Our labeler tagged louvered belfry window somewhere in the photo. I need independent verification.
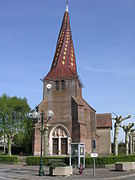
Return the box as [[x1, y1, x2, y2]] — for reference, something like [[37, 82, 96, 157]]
[[61, 80, 65, 90], [55, 81, 59, 90]]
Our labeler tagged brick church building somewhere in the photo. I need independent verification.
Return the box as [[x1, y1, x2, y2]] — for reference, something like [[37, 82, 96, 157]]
[[33, 2, 112, 156]]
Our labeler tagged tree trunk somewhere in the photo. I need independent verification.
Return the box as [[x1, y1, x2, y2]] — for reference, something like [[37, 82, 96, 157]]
[[7, 137, 12, 156], [114, 123, 119, 156], [129, 134, 133, 154], [133, 140, 135, 153], [125, 132, 129, 155], [3, 134, 6, 154]]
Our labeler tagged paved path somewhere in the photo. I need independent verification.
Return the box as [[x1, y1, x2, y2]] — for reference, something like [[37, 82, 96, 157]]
[[0, 164, 135, 180]]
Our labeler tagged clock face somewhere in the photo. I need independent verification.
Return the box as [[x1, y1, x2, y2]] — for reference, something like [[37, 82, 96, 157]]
[[46, 84, 52, 89]]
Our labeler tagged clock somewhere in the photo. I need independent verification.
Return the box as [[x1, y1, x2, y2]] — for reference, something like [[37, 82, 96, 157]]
[[46, 84, 52, 89]]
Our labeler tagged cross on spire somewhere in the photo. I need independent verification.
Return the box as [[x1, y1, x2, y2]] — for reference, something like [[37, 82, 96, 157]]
[[65, 0, 68, 12]]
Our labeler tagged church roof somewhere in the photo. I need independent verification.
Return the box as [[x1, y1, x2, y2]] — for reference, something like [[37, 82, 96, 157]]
[[72, 96, 96, 112], [44, 2, 77, 80], [96, 113, 112, 128]]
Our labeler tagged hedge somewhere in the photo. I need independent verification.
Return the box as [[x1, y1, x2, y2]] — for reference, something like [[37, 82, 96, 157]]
[[86, 155, 135, 167], [26, 154, 135, 166], [26, 156, 69, 165], [0, 155, 18, 164]]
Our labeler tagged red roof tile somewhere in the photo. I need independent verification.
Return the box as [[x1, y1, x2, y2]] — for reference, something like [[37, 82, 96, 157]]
[[45, 7, 77, 80], [96, 113, 112, 128]]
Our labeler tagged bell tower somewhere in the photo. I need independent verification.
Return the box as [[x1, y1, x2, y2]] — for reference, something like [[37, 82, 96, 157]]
[[33, 1, 98, 156]]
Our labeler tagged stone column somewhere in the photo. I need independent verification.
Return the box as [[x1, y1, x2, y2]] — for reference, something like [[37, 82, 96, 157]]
[[58, 136, 61, 155], [44, 124, 50, 157]]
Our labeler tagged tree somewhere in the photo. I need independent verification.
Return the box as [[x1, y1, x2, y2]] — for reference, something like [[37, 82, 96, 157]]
[[120, 123, 134, 155], [23, 118, 34, 155], [129, 129, 135, 154], [0, 94, 30, 156], [112, 114, 131, 156], [13, 118, 34, 155]]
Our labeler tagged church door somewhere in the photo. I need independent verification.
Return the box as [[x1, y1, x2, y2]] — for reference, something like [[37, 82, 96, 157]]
[[53, 138, 58, 155], [61, 138, 67, 155]]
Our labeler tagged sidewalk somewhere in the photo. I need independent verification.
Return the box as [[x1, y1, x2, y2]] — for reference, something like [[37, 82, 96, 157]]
[[0, 164, 135, 180]]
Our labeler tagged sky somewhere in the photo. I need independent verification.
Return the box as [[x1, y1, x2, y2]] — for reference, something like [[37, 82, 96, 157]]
[[0, 0, 135, 141]]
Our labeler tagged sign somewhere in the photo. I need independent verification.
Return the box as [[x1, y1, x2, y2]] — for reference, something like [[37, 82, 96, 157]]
[[80, 147, 84, 155], [92, 139, 96, 149], [91, 153, 98, 158]]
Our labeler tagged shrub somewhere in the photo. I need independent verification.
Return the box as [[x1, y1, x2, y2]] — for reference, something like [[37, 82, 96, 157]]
[[50, 162, 67, 169], [26, 156, 41, 165], [0, 155, 18, 164], [26, 155, 135, 166], [26, 156, 69, 166], [47, 158, 63, 166], [86, 154, 135, 167]]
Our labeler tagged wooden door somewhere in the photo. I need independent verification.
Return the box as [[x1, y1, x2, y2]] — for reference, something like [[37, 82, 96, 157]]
[[53, 138, 58, 155], [61, 138, 67, 155]]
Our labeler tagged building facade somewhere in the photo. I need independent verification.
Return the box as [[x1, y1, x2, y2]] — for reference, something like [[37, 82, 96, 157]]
[[96, 113, 112, 155], [33, 3, 112, 156]]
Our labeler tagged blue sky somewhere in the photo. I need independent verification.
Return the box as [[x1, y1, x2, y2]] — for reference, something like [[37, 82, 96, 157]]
[[0, 0, 135, 141]]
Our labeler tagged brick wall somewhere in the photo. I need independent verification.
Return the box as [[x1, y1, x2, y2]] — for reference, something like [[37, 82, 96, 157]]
[[33, 78, 103, 156], [96, 128, 112, 155]]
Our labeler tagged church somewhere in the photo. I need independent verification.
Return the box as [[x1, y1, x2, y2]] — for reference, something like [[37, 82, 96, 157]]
[[33, 2, 112, 156]]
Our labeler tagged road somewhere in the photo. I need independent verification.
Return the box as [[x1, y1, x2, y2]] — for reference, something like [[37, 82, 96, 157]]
[[0, 164, 135, 180]]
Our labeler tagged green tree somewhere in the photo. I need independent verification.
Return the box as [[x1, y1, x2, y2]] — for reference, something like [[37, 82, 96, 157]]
[[23, 118, 34, 155], [0, 94, 30, 156], [13, 118, 34, 155]]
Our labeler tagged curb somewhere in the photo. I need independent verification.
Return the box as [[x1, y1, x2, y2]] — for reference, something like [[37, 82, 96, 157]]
[[100, 173, 135, 180]]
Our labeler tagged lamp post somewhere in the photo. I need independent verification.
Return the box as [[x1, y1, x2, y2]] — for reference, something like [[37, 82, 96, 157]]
[[30, 109, 54, 176], [39, 110, 44, 176]]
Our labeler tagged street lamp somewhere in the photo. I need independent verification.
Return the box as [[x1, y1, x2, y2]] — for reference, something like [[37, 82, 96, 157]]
[[30, 109, 54, 176]]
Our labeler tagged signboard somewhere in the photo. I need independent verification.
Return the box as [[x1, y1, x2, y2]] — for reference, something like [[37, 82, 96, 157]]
[[71, 144, 78, 156], [80, 147, 84, 156], [92, 139, 96, 149], [91, 153, 98, 158]]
